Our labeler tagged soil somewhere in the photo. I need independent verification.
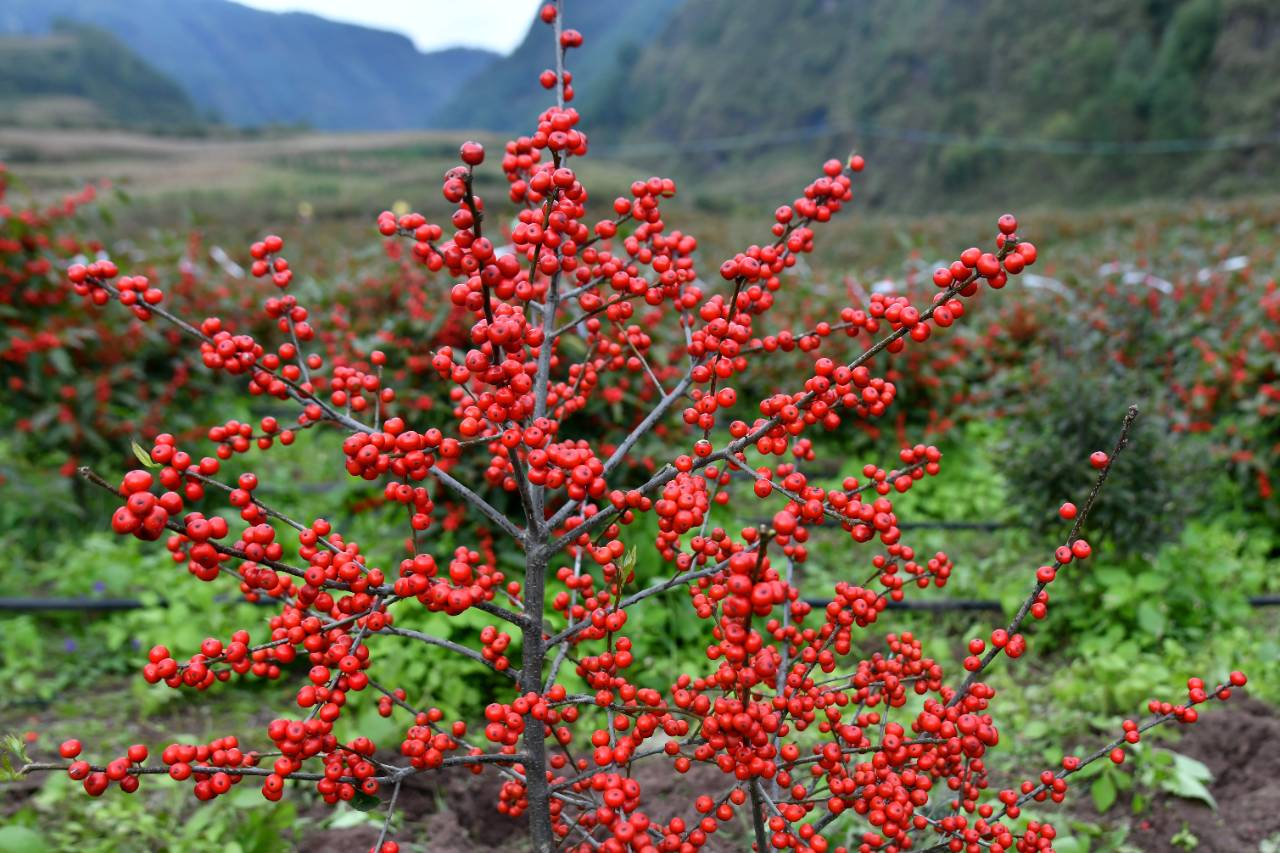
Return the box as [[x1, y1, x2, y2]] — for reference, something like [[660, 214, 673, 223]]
[[1123, 695, 1280, 852], [300, 697, 1280, 852], [299, 758, 749, 852], [299, 769, 523, 853], [8, 685, 1276, 852]]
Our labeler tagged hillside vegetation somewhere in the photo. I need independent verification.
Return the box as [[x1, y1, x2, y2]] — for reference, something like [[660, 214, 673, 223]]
[[3, 0, 1278, 209], [439, 0, 683, 132], [0, 23, 201, 129], [451, 0, 1280, 209]]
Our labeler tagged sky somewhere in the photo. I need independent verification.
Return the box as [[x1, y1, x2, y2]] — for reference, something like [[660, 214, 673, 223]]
[[235, 0, 545, 54]]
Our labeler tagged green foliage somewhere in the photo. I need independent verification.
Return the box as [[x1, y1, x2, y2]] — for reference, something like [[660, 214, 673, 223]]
[[1075, 743, 1216, 817], [998, 386, 1192, 557], [0, 826, 48, 853], [878, 422, 1012, 523], [471, 0, 1280, 209], [0, 732, 32, 781], [1137, 748, 1216, 811], [442, 0, 683, 132], [7, 774, 300, 852], [1045, 521, 1273, 652], [0, 22, 201, 129]]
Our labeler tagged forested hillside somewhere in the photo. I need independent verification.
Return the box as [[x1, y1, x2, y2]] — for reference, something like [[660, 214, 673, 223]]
[[439, 0, 683, 132], [451, 0, 1280, 208], [4, 0, 1277, 207], [0, 23, 202, 129]]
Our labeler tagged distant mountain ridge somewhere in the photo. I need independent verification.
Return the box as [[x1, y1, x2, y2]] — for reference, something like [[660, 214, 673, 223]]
[[0, 0, 497, 130]]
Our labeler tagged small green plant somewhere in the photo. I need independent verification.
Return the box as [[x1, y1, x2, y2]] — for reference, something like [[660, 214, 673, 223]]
[[1170, 822, 1199, 850]]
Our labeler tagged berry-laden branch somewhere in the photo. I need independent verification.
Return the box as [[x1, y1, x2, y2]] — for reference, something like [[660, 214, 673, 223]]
[[946, 405, 1140, 708], [19, 4, 1248, 853]]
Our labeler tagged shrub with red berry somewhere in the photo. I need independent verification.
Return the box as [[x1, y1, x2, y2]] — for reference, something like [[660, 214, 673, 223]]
[[763, 224, 1279, 534], [17, 5, 1249, 853], [0, 168, 240, 483], [0, 164, 123, 474], [1, 166, 469, 501]]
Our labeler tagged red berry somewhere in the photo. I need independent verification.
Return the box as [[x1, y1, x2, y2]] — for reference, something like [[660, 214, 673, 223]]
[[460, 141, 485, 166]]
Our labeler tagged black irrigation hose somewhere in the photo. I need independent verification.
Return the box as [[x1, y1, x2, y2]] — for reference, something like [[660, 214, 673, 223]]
[[896, 521, 1010, 531], [0, 596, 277, 612], [748, 519, 1012, 531], [0, 598, 154, 612], [804, 596, 1279, 611], [804, 597, 1001, 612]]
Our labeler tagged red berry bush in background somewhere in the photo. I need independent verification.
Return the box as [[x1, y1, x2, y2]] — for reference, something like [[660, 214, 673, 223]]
[[18, 5, 1250, 852], [0, 162, 474, 494], [0, 164, 143, 475], [0, 168, 231, 480], [744, 224, 1280, 539]]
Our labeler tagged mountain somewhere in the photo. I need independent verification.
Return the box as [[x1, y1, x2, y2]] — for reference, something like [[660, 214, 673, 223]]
[[598, 0, 1280, 208], [443, 0, 1280, 210], [439, 0, 684, 131], [3, 0, 1275, 208], [0, 22, 202, 129], [0, 0, 497, 130]]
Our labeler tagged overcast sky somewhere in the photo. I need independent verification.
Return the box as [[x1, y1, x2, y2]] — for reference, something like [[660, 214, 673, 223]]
[[235, 0, 544, 54]]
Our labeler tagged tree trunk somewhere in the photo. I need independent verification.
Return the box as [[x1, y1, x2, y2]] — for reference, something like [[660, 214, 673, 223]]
[[521, 546, 554, 852]]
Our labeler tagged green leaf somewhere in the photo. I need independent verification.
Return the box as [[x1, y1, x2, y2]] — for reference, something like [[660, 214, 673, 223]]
[[132, 440, 159, 469], [619, 546, 637, 579], [1092, 774, 1117, 813], [47, 347, 73, 376], [227, 785, 268, 808], [1021, 719, 1049, 739], [1135, 601, 1166, 636], [0, 827, 48, 853], [1075, 757, 1107, 779], [179, 803, 217, 839], [350, 790, 381, 812], [328, 805, 378, 829], [1134, 572, 1165, 593], [1051, 836, 1089, 853], [1167, 751, 1213, 783], [0, 734, 30, 780], [1172, 773, 1218, 809], [1163, 751, 1217, 808]]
